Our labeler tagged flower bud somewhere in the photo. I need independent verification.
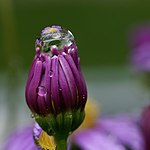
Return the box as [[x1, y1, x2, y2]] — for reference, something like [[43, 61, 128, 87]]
[[25, 25, 87, 135]]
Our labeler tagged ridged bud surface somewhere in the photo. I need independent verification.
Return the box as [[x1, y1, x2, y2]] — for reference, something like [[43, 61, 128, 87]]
[[25, 26, 87, 135]]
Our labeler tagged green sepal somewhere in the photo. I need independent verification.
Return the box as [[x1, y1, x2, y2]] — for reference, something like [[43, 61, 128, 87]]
[[71, 110, 85, 131], [63, 112, 73, 132], [56, 113, 64, 130], [35, 110, 85, 137], [35, 115, 50, 133]]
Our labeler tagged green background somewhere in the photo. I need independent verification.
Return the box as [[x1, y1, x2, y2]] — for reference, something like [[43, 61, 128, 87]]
[[0, 0, 150, 70]]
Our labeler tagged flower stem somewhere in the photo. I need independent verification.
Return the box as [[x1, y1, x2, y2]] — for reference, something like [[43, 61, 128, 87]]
[[55, 134, 68, 150], [56, 139, 67, 150]]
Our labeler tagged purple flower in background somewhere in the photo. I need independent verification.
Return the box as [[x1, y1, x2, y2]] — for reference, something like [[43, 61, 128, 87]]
[[71, 115, 145, 150], [141, 105, 150, 150], [97, 115, 145, 150], [130, 24, 150, 72], [130, 25, 150, 49], [71, 129, 126, 150], [3, 126, 37, 150], [3, 114, 147, 150], [25, 25, 87, 116], [33, 123, 42, 144]]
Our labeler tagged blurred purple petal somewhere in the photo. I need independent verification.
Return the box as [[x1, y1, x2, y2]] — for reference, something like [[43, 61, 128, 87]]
[[4, 126, 37, 150]]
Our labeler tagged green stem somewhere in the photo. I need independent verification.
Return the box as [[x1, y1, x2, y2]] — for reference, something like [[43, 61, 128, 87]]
[[56, 139, 67, 150], [55, 134, 68, 150]]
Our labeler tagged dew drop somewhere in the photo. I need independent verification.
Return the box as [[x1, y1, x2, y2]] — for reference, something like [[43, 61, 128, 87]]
[[82, 95, 86, 100], [37, 86, 47, 96], [36, 26, 75, 52], [49, 70, 53, 77], [30, 114, 35, 118], [68, 48, 75, 53]]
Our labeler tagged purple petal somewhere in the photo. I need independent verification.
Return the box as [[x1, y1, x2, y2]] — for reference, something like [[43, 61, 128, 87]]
[[67, 45, 78, 67], [51, 56, 60, 114], [64, 54, 87, 109], [130, 25, 150, 49], [98, 115, 145, 150], [37, 85, 48, 116], [25, 57, 37, 107], [33, 123, 42, 141], [58, 54, 77, 109], [58, 63, 72, 110], [131, 43, 150, 72], [27, 60, 43, 113], [45, 56, 52, 113], [141, 105, 150, 150], [77, 58, 87, 110], [74, 129, 125, 150], [4, 126, 36, 150]]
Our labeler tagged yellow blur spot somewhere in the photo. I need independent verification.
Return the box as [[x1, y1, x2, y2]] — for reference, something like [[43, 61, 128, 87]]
[[38, 131, 56, 150], [80, 99, 100, 129]]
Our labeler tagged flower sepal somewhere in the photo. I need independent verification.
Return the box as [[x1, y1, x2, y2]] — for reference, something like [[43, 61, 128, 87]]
[[35, 110, 85, 136]]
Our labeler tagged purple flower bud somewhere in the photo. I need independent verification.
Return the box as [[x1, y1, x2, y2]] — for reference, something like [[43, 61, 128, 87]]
[[25, 25, 87, 135], [26, 25, 87, 116]]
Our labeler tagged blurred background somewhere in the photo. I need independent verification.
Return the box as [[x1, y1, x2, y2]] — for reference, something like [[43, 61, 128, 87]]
[[0, 0, 150, 145]]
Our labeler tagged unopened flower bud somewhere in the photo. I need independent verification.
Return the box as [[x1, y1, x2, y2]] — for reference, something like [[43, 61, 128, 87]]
[[25, 25, 87, 136]]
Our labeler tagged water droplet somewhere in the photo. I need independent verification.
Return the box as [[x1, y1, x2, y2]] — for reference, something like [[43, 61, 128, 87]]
[[82, 95, 86, 100], [36, 47, 40, 53], [59, 88, 62, 91], [68, 48, 75, 53], [30, 114, 35, 118], [36, 26, 75, 52], [37, 86, 47, 96], [49, 70, 53, 77]]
